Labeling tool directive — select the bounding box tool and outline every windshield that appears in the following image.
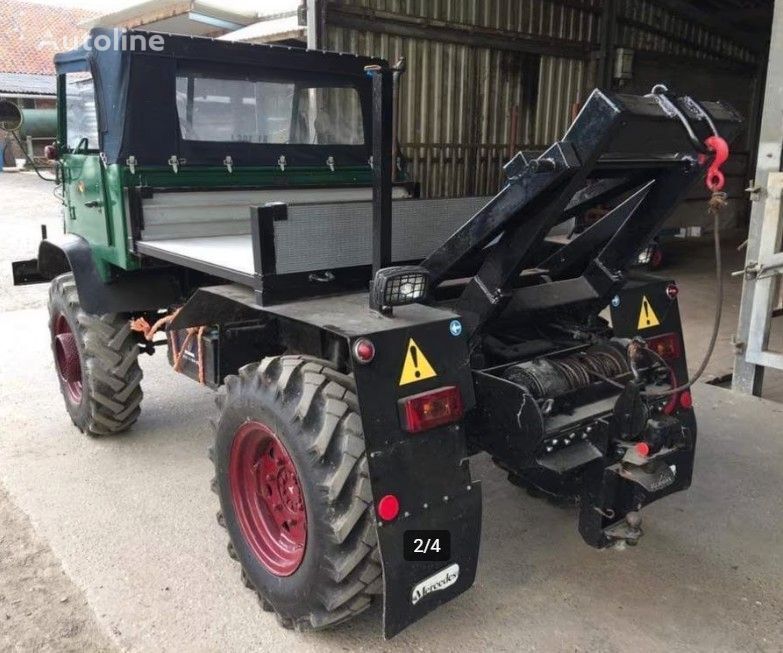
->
[175,72,364,145]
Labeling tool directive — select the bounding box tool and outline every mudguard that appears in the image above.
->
[34,234,182,314]
[351,316,481,638]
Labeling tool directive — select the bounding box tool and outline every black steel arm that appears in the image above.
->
[416,88,742,338]
[453,90,625,334]
[537,181,655,280]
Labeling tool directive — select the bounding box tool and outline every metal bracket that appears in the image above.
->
[223,156,233,173]
[733,257,783,280]
[730,334,745,354]
[326,155,335,172]
[746,180,763,202]
[168,155,180,173]
[732,260,760,279]
[126,155,137,175]
[502,152,528,180]
[277,155,286,172]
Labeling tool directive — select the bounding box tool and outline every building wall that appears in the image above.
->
[325,0,762,220]
[326,0,599,197]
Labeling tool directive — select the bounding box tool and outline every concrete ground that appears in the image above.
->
[1,171,782,652]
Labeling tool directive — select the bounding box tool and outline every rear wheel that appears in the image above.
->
[47,273,143,436]
[211,355,382,631]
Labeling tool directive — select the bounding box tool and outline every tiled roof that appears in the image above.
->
[0,71,56,95]
[0,0,98,75]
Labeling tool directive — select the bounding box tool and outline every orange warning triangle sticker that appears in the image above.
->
[399,338,437,386]
[637,295,661,330]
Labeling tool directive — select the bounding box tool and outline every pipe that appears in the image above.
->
[0,100,56,138]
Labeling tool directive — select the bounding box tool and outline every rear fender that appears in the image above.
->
[351,318,481,639]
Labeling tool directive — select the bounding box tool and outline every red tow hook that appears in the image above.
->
[703,135,729,192]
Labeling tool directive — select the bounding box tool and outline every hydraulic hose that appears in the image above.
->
[589,191,727,398]
[642,190,726,397]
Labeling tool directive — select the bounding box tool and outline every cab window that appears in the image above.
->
[175,71,364,145]
[65,73,99,150]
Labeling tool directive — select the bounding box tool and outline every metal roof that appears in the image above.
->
[0,72,56,97]
[82,0,260,35]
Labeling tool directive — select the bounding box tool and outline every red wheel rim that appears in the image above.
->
[228,421,307,576]
[53,313,83,404]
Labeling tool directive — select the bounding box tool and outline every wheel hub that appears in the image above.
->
[53,313,82,403]
[229,421,306,576]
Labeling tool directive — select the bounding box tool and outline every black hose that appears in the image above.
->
[642,191,725,397]
[585,192,726,397]
[7,130,57,182]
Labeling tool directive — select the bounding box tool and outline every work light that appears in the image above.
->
[370,265,430,313]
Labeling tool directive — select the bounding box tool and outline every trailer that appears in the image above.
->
[12,29,742,639]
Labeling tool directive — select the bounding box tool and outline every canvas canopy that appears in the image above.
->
[54,28,385,167]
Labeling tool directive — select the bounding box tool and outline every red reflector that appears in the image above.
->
[666,283,679,300]
[377,494,400,521]
[400,386,464,434]
[352,338,375,364]
[635,442,650,457]
[679,389,693,409]
[646,332,682,360]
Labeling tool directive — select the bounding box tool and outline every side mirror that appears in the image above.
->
[44,142,59,160]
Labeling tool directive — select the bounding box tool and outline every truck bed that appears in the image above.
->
[137,236,255,285]
[134,196,496,294]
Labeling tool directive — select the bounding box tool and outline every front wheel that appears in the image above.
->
[48,273,143,436]
[211,355,382,631]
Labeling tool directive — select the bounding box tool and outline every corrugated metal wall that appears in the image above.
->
[324,0,759,199]
[617,0,756,64]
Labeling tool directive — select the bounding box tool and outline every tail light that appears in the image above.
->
[399,386,464,434]
[647,333,682,415]
[646,332,681,360]
[44,143,59,160]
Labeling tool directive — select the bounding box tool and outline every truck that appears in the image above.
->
[12,28,741,639]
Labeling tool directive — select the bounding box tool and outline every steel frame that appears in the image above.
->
[736,173,783,376]
[733,0,783,396]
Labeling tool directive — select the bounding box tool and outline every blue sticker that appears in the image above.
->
[611,295,621,308]
[449,320,463,336]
